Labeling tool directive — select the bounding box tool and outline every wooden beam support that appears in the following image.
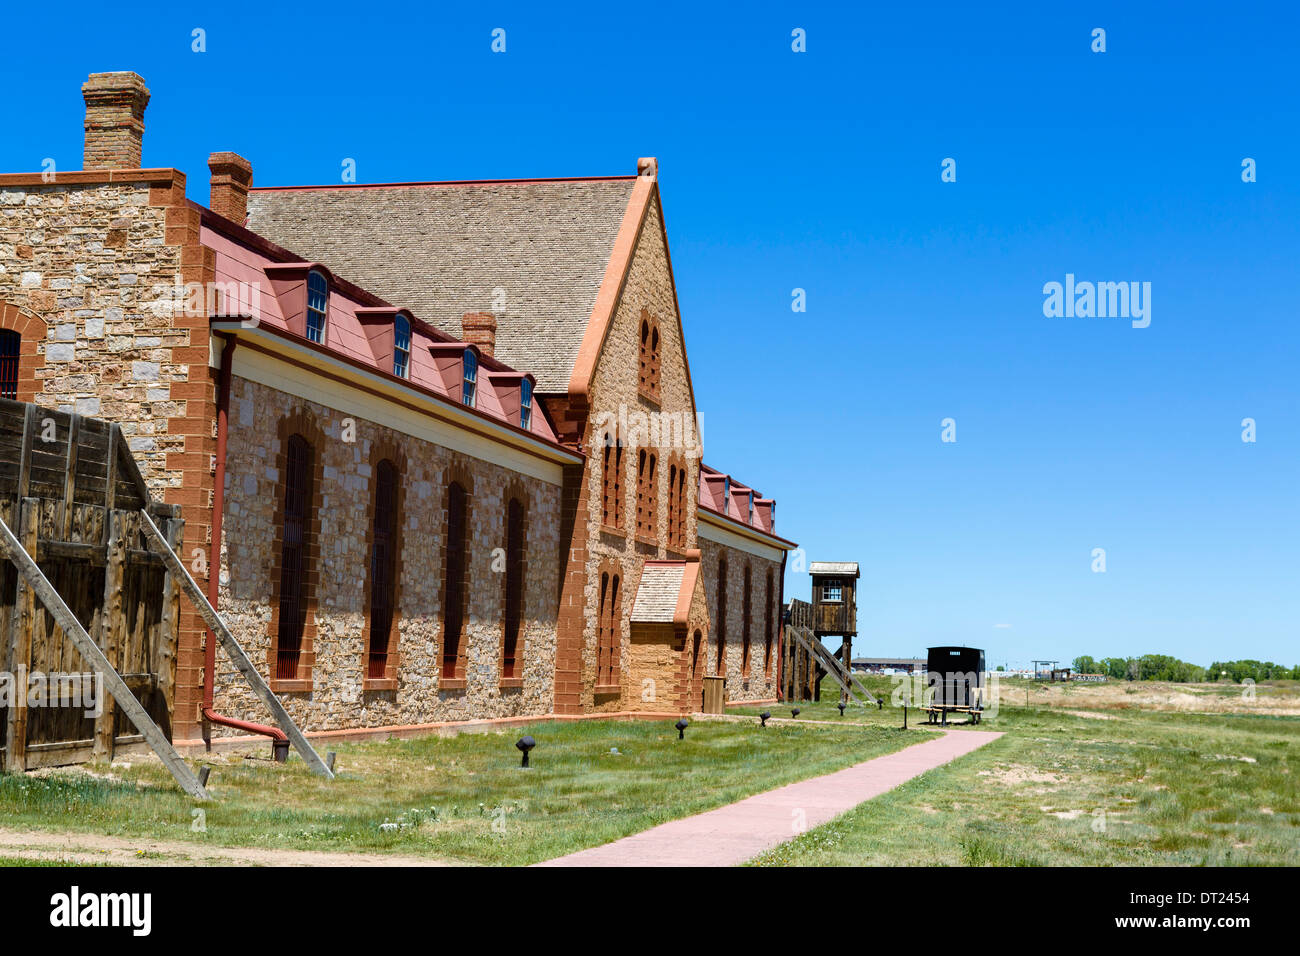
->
[0,510,209,800]
[60,412,80,541]
[154,516,184,727]
[3,499,37,772]
[138,511,334,780]
[93,510,125,761]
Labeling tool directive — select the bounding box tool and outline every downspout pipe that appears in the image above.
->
[204,333,288,757]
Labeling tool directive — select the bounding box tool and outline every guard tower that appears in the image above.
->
[809,562,859,703]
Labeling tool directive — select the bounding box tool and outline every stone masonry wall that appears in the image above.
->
[699,537,782,703]
[582,193,701,713]
[213,376,560,731]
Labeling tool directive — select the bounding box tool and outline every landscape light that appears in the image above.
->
[759,710,771,727]
[198,766,212,787]
[837,702,846,716]
[791,707,800,719]
[516,735,536,768]
[675,718,689,740]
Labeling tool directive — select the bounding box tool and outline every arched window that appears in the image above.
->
[638,314,661,400]
[600,425,623,530]
[276,433,313,679]
[443,481,469,680]
[462,350,478,407]
[0,329,19,400]
[667,459,686,549]
[393,313,411,378]
[636,450,656,540]
[764,569,775,677]
[306,270,329,344]
[715,558,727,675]
[367,459,400,679]
[597,569,621,688]
[742,564,753,676]
[502,497,525,680]
[520,378,533,430]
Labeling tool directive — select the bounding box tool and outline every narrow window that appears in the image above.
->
[367,459,399,679]
[638,318,662,400]
[276,434,313,679]
[649,326,660,396]
[393,313,411,378]
[601,426,623,530]
[742,565,753,676]
[764,569,775,677]
[667,463,679,548]
[597,570,621,687]
[502,497,525,679]
[715,559,727,675]
[462,350,478,407]
[443,481,468,679]
[0,329,19,400]
[306,270,328,344]
[639,320,650,394]
[636,450,655,539]
[520,378,533,430]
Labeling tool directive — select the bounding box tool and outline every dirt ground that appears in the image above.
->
[0,827,447,867]
[1010,679,1300,715]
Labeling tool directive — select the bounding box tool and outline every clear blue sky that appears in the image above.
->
[4,2,1296,669]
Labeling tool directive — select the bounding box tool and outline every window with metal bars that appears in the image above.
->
[764,569,775,677]
[742,565,752,676]
[276,434,312,679]
[715,559,727,675]
[442,481,468,679]
[502,498,524,679]
[0,330,18,400]
[393,314,411,378]
[597,570,620,687]
[600,426,623,530]
[367,459,399,679]
[306,270,328,344]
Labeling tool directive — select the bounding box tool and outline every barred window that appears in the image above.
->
[0,330,19,400]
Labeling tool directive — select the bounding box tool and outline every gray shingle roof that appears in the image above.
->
[245,178,637,392]
[630,564,685,624]
[809,561,859,575]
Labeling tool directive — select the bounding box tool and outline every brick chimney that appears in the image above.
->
[208,152,254,225]
[462,312,497,357]
[82,72,151,169]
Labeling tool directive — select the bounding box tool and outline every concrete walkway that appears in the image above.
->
[537,729,1003,867]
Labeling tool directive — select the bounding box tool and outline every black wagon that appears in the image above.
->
[924,646,986,724]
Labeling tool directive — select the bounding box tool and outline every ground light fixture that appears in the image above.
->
[516,735,536,768]
[790,707,800,718]
[675,718,689,740]
[759,710,771,727]
[837,701,846,716]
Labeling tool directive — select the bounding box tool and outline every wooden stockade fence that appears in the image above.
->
[782,598,877,706]
[0,397,331,796]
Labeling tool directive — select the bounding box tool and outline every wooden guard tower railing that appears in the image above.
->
[0,398,331,798]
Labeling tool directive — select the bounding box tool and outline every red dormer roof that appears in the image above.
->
[196,204,564,452]
[698,463,784,543]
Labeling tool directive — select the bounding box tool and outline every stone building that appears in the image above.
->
[0,72,796,745]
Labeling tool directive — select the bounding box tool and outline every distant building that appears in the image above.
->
[851,657,924,675]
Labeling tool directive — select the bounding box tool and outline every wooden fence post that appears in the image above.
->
[3,498,38,772]
[93,510,125,761]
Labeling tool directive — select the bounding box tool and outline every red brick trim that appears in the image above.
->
[265,408,328,692]
[552,461,589,714]
[0,303,47,404]
[438,461,476,687]
[360,435,408,691]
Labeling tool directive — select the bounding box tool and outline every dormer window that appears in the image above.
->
[748,495,754,525]
[306,270,329,344]
[722,476,730,512]
[393,313,411,378]
[520,378,533,430]
[462,349,478,407]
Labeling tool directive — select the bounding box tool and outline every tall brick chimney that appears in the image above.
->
[208,152,254,225]
[82,72,151,169]
[462,312,497,357]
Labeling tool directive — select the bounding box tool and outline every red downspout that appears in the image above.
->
[204,333,287,752]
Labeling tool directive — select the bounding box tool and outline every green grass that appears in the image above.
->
[0,718,924,866]
[749,702,1300,866]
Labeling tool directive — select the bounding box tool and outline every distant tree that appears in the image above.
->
[1208,660,1300,683]
[995,665,1005,672]
[1073,655,1099,674]
[1101,657,1131,680]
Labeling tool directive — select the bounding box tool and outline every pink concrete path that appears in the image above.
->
[536,729,1002,867]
